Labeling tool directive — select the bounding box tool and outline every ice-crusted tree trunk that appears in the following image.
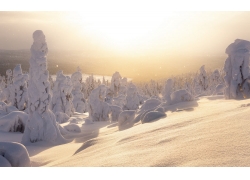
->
[22,30,65,144]
[10,64,28,110]
[224,39,250,99]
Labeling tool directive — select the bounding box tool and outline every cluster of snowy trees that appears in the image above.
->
[0,29,248,150]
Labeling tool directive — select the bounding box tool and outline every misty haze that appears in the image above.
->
[1,9,250,171]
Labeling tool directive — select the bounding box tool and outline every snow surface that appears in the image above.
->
[0,142,30,167]
[1,96,250,166]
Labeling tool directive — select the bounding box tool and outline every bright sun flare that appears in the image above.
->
[67,11,173,52]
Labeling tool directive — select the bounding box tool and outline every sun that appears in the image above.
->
[66,11,171,52]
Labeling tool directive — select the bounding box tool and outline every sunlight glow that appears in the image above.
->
[66,11,175,52]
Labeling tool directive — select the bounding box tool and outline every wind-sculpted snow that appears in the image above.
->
[55,112,70,124]
[224,39,250,99]
[0,142,30,167]
[22,30,67,144]
[64,123,81,133]
[71,67,86,113]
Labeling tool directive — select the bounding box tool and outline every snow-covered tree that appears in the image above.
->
[71,67,87,113]
[22,30,65,144]
[224,39,250,99]
[87,84,111,121]
[162,78,173,104]
[51,71,74,116]
[110,71,122,97]
[124,85,140,110]
[9,64,28,110]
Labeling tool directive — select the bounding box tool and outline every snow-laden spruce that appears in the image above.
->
[0,142,30,167]
[110,71,122,97]
[9,64,28,110]
[162,79,173,104]
[22,30,66,144]
[124,83,140,110]
[87,84,111,121]
[51,70,74,116]
[0,69,13,104]
[71,67,87,113]
[224,39,250,99]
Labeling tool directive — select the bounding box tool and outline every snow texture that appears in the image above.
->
[22,30,66,144]
[0,142,30,167]
[224,39,250,99]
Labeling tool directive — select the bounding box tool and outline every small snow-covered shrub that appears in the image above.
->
[109,105,122,122]
[141,111,166,124]
[64,123,81,133]
[55,112,70,124]
[170,89,193,104]
[118,110,136,131]
[0,111,28,132]
[139,98,162,113]
[0,142,30,167]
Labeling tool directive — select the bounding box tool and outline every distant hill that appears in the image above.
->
[0,49,226,82]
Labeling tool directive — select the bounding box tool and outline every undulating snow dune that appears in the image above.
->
[1,96,249,166]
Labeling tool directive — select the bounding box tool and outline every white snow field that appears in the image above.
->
[1,96,250,166]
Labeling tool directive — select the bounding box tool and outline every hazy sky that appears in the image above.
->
[1,11,250,57]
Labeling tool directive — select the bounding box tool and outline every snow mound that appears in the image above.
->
[0,111,28,133]
[0,142,30,167]
[141,111,166,124]
[64,124,81,133]
[139,98,162,113]
[55,112,70,124]
[118,110,136,131]
[170,89,193,104]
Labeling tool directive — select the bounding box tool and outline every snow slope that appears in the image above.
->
[1,96,250,166]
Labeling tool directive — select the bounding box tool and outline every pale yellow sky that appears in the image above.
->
[0,11,250,57]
